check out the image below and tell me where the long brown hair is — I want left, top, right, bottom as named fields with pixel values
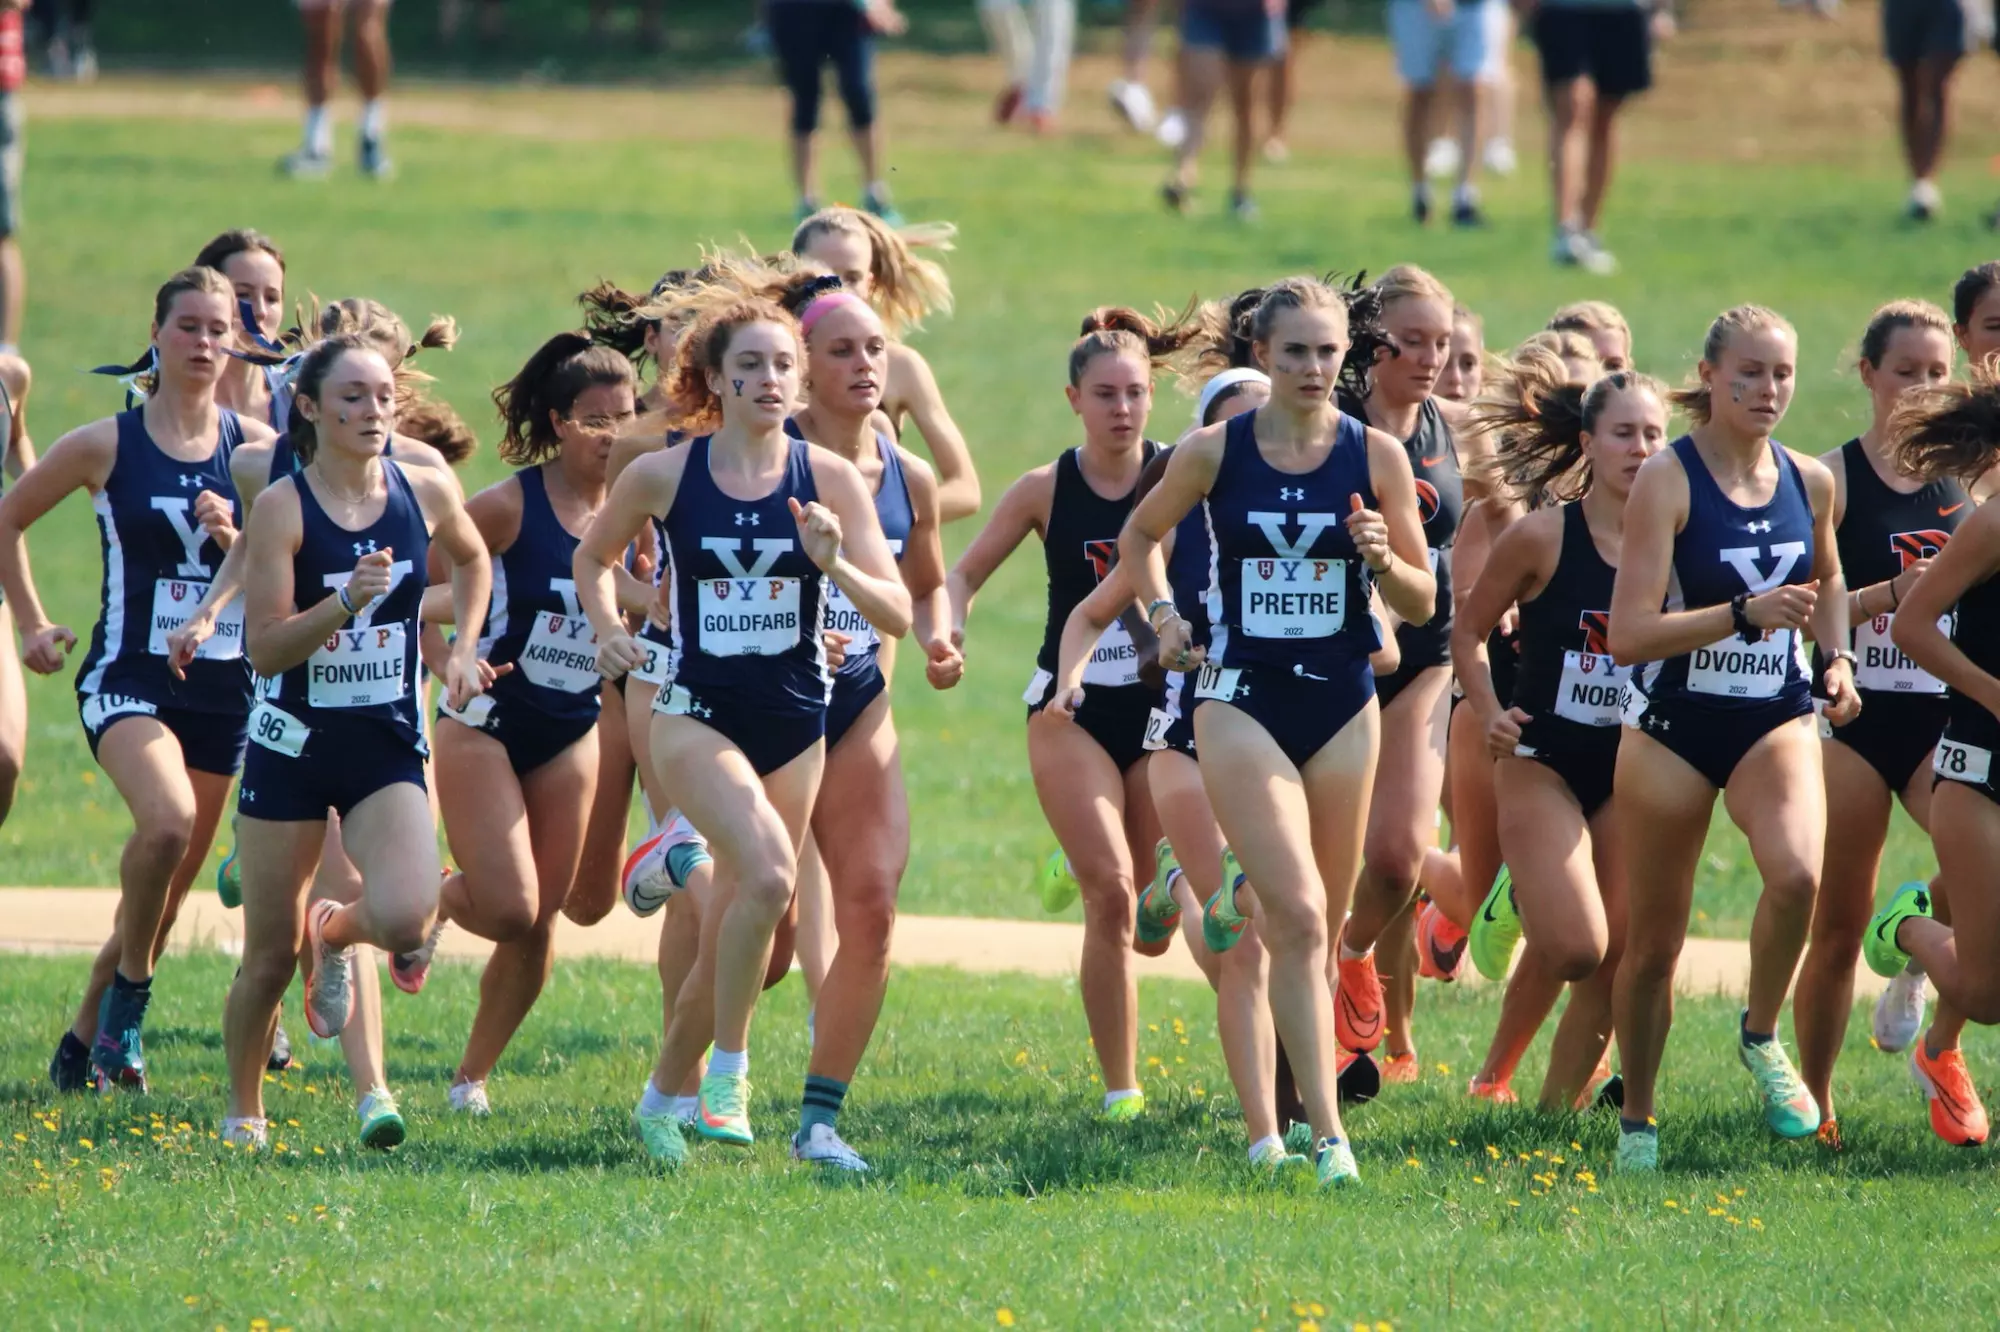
left=493, top=332, right=636, bottom=467
left=1890, top=365, right=2000, bottom=483
left=791, top=207, right=955, bottom=336
left=1668, top=305, right=1795, bottom=426
left=1473, top=344, right=1665, bottom=502
left=1068, top=302, right=1202, bottom=386
left=665, top=299, right=801, bottom=429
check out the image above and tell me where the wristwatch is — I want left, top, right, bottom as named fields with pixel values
left=1729, top=593, right=1757, bottom=643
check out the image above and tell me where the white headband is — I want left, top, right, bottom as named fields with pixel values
left=1196, top=368, right=1270, bottom=428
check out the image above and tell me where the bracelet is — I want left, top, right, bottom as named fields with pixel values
left=1146, top=599, right=1177, bottom=628
left=1889, top=577, right=1902, bottom=611
left=1830, top=647, right=1858, bottom=669
left=1730, top=592, right=1757, bottom=643
left=337, top=584, right=359, bottom=616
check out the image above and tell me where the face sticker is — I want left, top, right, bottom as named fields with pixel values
left=1729, top=379, right=1750, bottom=404
left=732, top=379, right=745, bottom=397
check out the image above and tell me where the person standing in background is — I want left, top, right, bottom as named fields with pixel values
left=979, top=0, right=1073, bottom=132
left=28, top=0, right=92, bottom=82
left=0, top=0, right=23, bottom=354
left=283, top=0, right=394, bottom=180
left=1107, top=0, right=1162, bottom=133
left=771, top=0, right=907, bottom=221
left=1391, top=0, right=1509, bottom=226
left=1882, top=0, right=1995, bottom=222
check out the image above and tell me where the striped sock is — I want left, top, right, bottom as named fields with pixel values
left=801, top=1074, right=848, bottom=1133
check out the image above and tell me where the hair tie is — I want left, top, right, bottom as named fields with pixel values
left=1196, top=368, right=1270, bottom=428
left=800, top=291, right=868, bottom=338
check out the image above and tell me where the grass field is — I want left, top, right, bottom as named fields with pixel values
left=6, top=952, right=2000, bottom=1327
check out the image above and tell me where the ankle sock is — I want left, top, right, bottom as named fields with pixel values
left=708, top=1046, right=748, bottom=1079
left=1619, top=1116, right=1657, bottom=1137
left=801, top=1074, right=848, bottom=1133
left=638, top=1080, right=677, bottom=1118
left=1740, top=1013, right=1774, bottom=1047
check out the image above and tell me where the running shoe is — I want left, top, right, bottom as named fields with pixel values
left=1261, top=136, right=1290, bottom=163
left=1482, top=136, right=1518, bottom=176
left=1451, top=199, right=1486, bottom=228
left=267, top=1019, right=293, bottom=1072
left=1315, top=1137, right=1360, bottom=1189
left=301, top=900, right=356, bottom=1040
left=1615, top=1125, right=1658, bottom=1172
left=1574, top=1054, right=1621, bottom=1112
left=1910, top=1043, right=1990, bottom=1146
left=1337, top=1049, right=1381, bottom=1105
left=1412, top=186, right=1432, bottom=226
left=1154, top=107, right=1188, bottom=150
left=1816, top=1119, right=1844, bottom=1152
left=792, top=1122, right=871, bottom=1172
left=1550, top=227, right=1615, bottom=276
left=1873, top=963, right=1929, bottom=1053
left=1863, top=883, right=1932, bottom=978
left=357, top=1087, right=407, bottom=1150
left=1334, top=949, right=1385, bottom=1053
left=1250, top=1138, right=1309, bottom=1172
left=862, top=188, right=905, bottom=228
left=216, top=845, right=242, bottom=909
left=358, top=133, right=394, bottom=180
left=1282, top=1121, right=1314, bottom=1155
left=634, top=1104, right=689, bottom=1169
left=48, top=1033, right=93, bottom=1093
left=89, top=980, right=151, bottom=1092
left=1467, top=1076, right=1519, bottom=1105
left=1382, top=1050, right=1419, bottom=1085
left=1415, top=899, right=1468, bottom=982
left=280, top=145, right=332, bottom=178
left=1036, top=848, right=1079, bottom=914
left=448, top=1079, right=492, bottom=1117
left=1202, top=847, right=1250, bottom=953
left=695, top=1072, right=755, bottom=1146
left=1737, top=1021, right=1820, bottom=1139
left=391, top=918, right=446, bottom=995
left=1106, top=78, right=1157, bottom=133
left=1468, top=866, right=1521, bottom=981
left=1160, top=181, right=1190, bottom=215
left=1100, top=1093, right=1147, bottom=1123
left=1229, top=190, right=1259, bottom=223
left=1578, top=232, right=1619, bottom=275
left=222, top=1117, right=269, bottom=1151
left=1135, top=839, right=1183, bottom=947
left=1423, top=136, right=1461, bottom=179
left=1907, top=180, right=1942, bottom=224
left=993, top=85, right=1024, bottom=125
left=622, top=814, right=709, bottom=918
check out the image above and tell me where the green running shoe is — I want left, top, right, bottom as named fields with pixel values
left=1468, top=866, right=1521, bottom=982
left=694, top=1072, right=754, bottom=1147
left=634, top=1104, right=690, bottom=1169
left=1136, top=839, right=1183, bottom=946
left=1250, top=1138, right=1309, bottom=1173
left=216, top=846, right=242, bottom=910
left=1863, top=882, right=1933, bottom=979
left=1616, top=1124, right=1659, bottom=1172
left=1282, top=1121, right=1313, bottom=1155
left=357, top=1087, right=406, bottom=1150
left=1203, top=847, right=1250, bottom=954
left=1737, top=1019, right=1820, bottom=1139
left=1037, top=849, right=1079, bottom=914
left=1100, top=1093, right=1147, bottom=1123
left=1315, top=1137, right=1360, bottom=1189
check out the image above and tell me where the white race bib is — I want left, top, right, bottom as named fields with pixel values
left=1854, top=613, right=1949, bottom=695
left=147, top=578, right=245, bottom=661
left=247, top=700, right=311, bottom=757
left=1081, top=618, right=1141, bottom=688
left=1935, top=737, right=1992, bottom=786
left=628, top=632, right=673, bottom=686
left=1240, top=557, right=1347, bottom=640
left=1142, top=707, right=1174, bottom=752
left=308, top=623, right=408, bottom=708
left=1552, top=650, right=1632, bottom=727
left=1685, top=629, right=1794, bottom=700
left=439, top=691, right=497, bottom=729
left=80, top=692, right=157, bottom=732
left=519, top=612, right=601, bottom=693
left=697, top=576, right=801, bottom=657
left=1194, top=662, right=1244, bottom=703
left=824, top=580, right=879, bottom=656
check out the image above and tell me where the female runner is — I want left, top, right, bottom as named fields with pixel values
left=943, top=306, right=1192, bottom=1119
left=1123, top=275, right=1435, bottom=1185
left=1792, top=300, right=1981, bottom=1147
left=221, top=333, right=493, bottom=1148
left=576, top=297, right=909, bottom=1167
left=1956, top=262, right=2000, bottom=369
left=792, top=207, right=981, bottom=520
left=0, top=268, right=270, bottom=1093
left=193, top=229, right=289, bottom=428
left=0, top=351, right=33, bottom=830
left=1609, top=305, right=1858, bottom=1171
left=1453, top=354, right=1667, bottom=1111
left=1547, top=299, right=1633, bottom=375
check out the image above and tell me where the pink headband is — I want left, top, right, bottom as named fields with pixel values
left=799, top=291, right=868, bottom=338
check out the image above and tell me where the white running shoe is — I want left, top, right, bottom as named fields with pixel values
left=1424, top=136, right=1462, bottom=179
left=1107, top=79, right=1158, bottom=134
left=301, top=900, right=356, bottom=1039
left=1873, top=967, right=1929, bottom=1053
left=1483, top=136, right=1518, bottom=176
left=449, top=1079, right=493, bottom=1117
left=1552, top=228, right=1617, bottom=276
left=791, top=1122, right=870, bottom=1172
left=1154, top=108, right=1188, bottom=150
left=222, top=1116, right=269, bottom=1151
left=621, top=812, right=708, bottom=917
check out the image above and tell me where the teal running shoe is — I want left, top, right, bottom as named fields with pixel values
left=1136, top=839, right=1183, bottom=946
left=1616, top=1124, right=1659, bottom=1172
left=695, top=1072, right=754, bottom=1147
left=1863, top=882, right=1933, bottom=979
left=1468, top=866, right=1521, bottom=981
left=216, top=846, right=242, bottom=910
left=1737, top=1019, right=1820, bottom=1139
left=357, top=1088, right=406, bottom=1150
left=1203, top=846, right=1250, bottom=954
left=1282, top=1121, right=1313, bottom=1155
left=1250, top=1138, right=1309, bottom=1173
left=1037, top=849, right=1079, bottom=914
left=1315, top=1137, right=1360, bottom=1189
left=634, top=1104, right=690, bottom=1169
left=1100, top=1093, right=1147, bottom=1123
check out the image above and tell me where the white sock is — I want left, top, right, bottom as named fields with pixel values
left=1338, top=941, right=1372, bottom=963
left=637, top=1079, right=677, bottom=1117
left=303, top=105, right=331, bottom=155
left=1248, top=1133, right=1284, bottom=1162
left=360, top=99, right=386, bottom=140
left=708, top=1046, right=748, bottom=1078
left=669, top=1094, right=700, bottom=1120
left=866, top=179, right=890, bottom=202
left=1103, top=1088, right=1142, bottom=1109
left=1454, top=182, right=1478, bottom=208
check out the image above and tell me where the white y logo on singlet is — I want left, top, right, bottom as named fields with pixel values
left=150, top=497, right=216, bottom=578
left=700, top=537, right=792, bottom=580
left=1718, top=542, right=1807, bottom=594
left=325, top=563, right=415, bottom=628
left=1247, top=512, right=1341, bottom=560
left=547, top=577, right=583, bottom=619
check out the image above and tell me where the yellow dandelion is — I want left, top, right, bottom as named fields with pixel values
left=177, top=1122, right=192, bottom=1132
left=1569, top=1207, right=1580, bottom=1216
left=1377, top=1322, right=1393, bottom=1332
left=1310, top=1305, right=1325, bottom=1317
left=1749, top=1218, right=1764, bottom=1230
left=312, top=1146, right=326, bottom=1156
left=1662, top=1200, right=1678, bottom=1209
left=286, top=1119, right=301, bottom=1128
left=1148, top=1024, right=1159, bottom=1034
left=1447, top=1139, right=1458, bottom=1147
left=1013, top=1050, right=1029, bottom=1066
left=183, top=1297, right=199, bottom=1307
left=77, top=1138, right=92, bottom=1149
left=1434, top=1063, right=1451, bottom=1076
left=1293, top=1304, right=1309, bottom=1317
left=1405, top=1157, right=1421, bottom=1168
left=1507, top=1200, right=1521, bottom=1209
left=1571, top=1140, right=1582, bottom=1151
left=1733, top=1188, right=1746, bottom=1197
left=1300, top=1321, right=1320, bottom=1332
left=251, top=1320, right=271, bottom=1331
left=12, top=1133, right=25, bottom=1143
left=996, top=1309, right=1015, bottom=1328
left=1472, top=1175, right=1486, bottom=1184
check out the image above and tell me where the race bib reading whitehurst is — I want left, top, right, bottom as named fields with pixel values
left=148, top=578, right=245, bottom=660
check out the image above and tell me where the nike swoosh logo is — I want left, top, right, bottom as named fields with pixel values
left=1941, top=503, right=1966, bottom=516
left=1418, top=454, right=1445, bottom=467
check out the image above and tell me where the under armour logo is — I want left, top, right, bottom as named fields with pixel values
left=177, top=474, right=203, bottom=490
left=353, top=539, right=379, bottom=556
left=688, top=699, right=713, bottom=718
left=1279, top=487, right=1305, bottom=502
left=734, top=512, right=760, bottom=527
left=1745, top=520, right=1773, bottom=534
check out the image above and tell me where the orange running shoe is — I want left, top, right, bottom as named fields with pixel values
left=1572, top=1053, right=1622, bottom=1112
left=1335, top=950, right=1385, bottom=1053
left=1815, top=1119, right=1844, bottom=1152
left=1415, top=900, right=1468, bottom=982
left=1467, top=1076, right=1519, bottom=1105
left=1911, top=1043, right=1990, bottom=1146
left=1382, top=1050, right=1419, bottom=1084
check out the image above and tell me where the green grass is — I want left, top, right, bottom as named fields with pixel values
left=4, top=952, right=2000, bottom=1326
left=4, top=72, right=1997, bottom=937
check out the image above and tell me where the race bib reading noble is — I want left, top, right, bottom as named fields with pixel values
left=1552, top=650, right=1631, bottom=727
left=1685, top=630, right=1794, bottom=700
left=1240, top=557, right=1346, bottom=640
left=148, top=578, right=245, bottom=660
left=519, top=612, right=600, bottom=693
left=1854, top=613, right=1948, bottom=695
left=308, top=623, right=408, bottom=708
left=698, top=577, right=801, bottom=657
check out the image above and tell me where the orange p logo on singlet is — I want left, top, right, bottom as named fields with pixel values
left=1578, top=609, right=1612, bottom=658
left=1891, top=530, right=1951, bottom=572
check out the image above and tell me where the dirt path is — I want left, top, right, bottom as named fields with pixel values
left=0, top=887, right=1875, bottom=999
